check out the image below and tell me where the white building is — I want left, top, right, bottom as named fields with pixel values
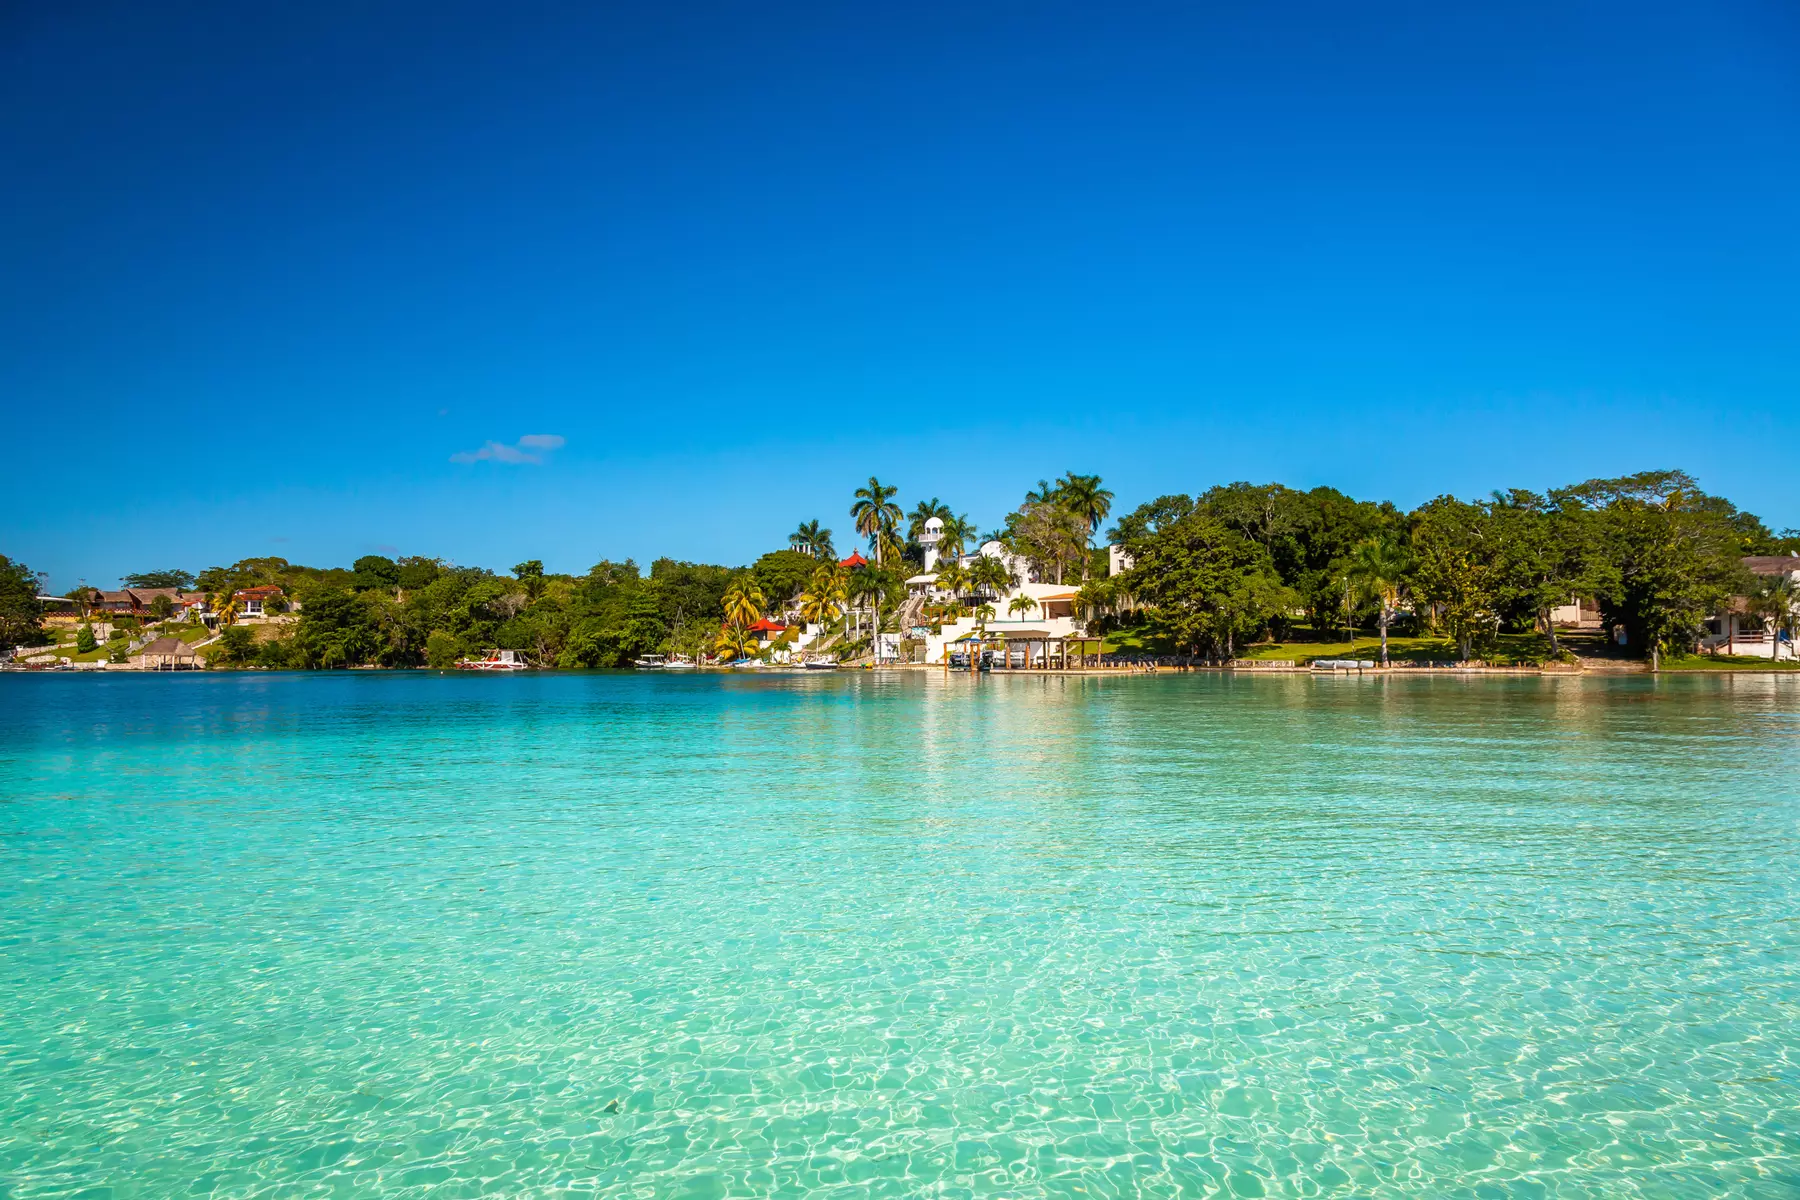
left=911, top=539, right=1089, bottom=663
left=1698, top=555, right=1800, bottom=660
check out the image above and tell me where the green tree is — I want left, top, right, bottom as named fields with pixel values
left=967, top=554, right=1015, bottom=601
left=1749, top=576, right=1799, bottom=660
left=215, top=625, right=257, bottom=667
left=1347, top=536, right=1409, bottom=665
left=426, top=629, right=461, bottom=668
left=293, top=586, right=379, bottom=668
left=513, top=560, right=546, bottom=601
left=147, top=593, right=175, bottom=628
left=751, top=550, right=817, bottom=612
left=1010, top=501, right=1086, bottom=584
left=351, top=555, right=401, bottom=592
left=850, top=477, right=902, bottom=567
left=123, top=569, right=196, bottom=590
left=907, top=498, right=953, bottom=541
left=396, top=557, right=442, bottom=591
left=1008, top=594, right=1038, bottom=620
left=790, top=519, right=835, bottom=559
left=76, top=623, right=98, bottom=654
left=0, top=555, right=45, bottom=650
left=1408, top=497, right=1498, bottom=663
left=1563, top=471, right=1744, bottom=668
left=1056, top=472, right=1115, bottom=556
left=1121, top=512, right=1293, bottom=658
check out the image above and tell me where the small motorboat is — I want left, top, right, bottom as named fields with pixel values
left=802, top=657, right=839, bottom=670
left=633, top=654, right=667, bottom=670
left=457, top=649, right=529, bottom=671
left=662, top=656, right=696, bottom=671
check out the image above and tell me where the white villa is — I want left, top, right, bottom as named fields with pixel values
left=1698, top=555, right=1800, bottom=660
left=906, top=517, right=1090, bottom=664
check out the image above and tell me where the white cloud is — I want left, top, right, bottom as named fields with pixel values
left=450, top=434, right=566, bottom=465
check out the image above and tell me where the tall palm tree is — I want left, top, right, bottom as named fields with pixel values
left=1024, top=479, right=1060, bottom=506
left=1348, top=537, right=1409, bottom=666
left=937, top=513, right=973, bottom=564
left=800, top=565, right=847, bottom=642
left=848, top=569, right=887, bottom=650
left=790, top=520, right=834, bottom=559
left=1750, top=576, right=1798, bottom=661
left=722, top=582, right=766, bottom=629
left=714, top=624, right=756, bottom=663
left=907, top=498, right=953, bottom=541
left=1008, top=595, right=1038, bottom=621
left=850, top=478, right=902, bottom=567
left=969, top=554, right=1016, bottom=602
left=935, top=561, right=970, bottom=602
left=1057, top=473, right=1115, bottom=549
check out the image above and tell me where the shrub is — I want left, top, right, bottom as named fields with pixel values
left=75, top=624, right=97, bottom=654
left=426, top=630, right=460, bottom=669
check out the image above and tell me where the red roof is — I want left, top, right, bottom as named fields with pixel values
left=839, top=551, right=868, bottom=568
left=746, top=617, right=787, bottom=633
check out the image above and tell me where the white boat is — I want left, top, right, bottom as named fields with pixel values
left=457, top=649, right=529, bottom=671
left=662, top=656, right=696, bottom=671
left=803, top=657, right=839, bottom=670
left=633, top=654, right=668, bottom=670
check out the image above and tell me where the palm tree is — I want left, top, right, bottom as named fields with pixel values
left=974, top=603, right=995, bottom=631
left=1348, top=537, right=1409, bottom=666
left=1024, top=479, right=1060, bottom=506
left=937, top=513, right=973, bottom=564
left=935, top=560, right=970, bottom=602
left=851, top=478, right=903, bottom=567
left=907, top=498, right=953, bottom=541
left=714, top=623, right=756, bottom=663
left=848, top=569, right=887, bottom=650
left=968, top=553, right=1016, bottom=601
left=1008, top=594, right=1038, bottom=621
left=1057, top=472, right=1115, bottom=551
left=790, top=520, right=834, bottom=559
left=800, top=565, right=846, bottom=644
left=1749, top=576, right=1798, bottom=661
left=722, top=582, right=765, bottom=629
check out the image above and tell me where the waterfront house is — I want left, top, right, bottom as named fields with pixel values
left=1699, top=555, right=1800, bottom=659
left=232, top=585, right=285, bottom=620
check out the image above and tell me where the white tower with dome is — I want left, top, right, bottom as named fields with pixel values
left=920, top=516, right=945, bottom=571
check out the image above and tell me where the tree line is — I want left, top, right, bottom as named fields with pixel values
left=3, top=468, right=1794, bottom=667
left=1086, top=470, right=1797, bottom=665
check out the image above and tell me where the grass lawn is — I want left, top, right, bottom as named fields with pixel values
left=1661, top=654, right=1800, bottom=671
left=1100, top=622, right=1561, bottom=666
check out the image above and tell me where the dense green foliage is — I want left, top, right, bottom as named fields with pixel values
left=122, top=569, right=196, bottom=590
left=13, top=466, right=1793, bottom=670
left=0, top=555, right=45, bottom=650
left=1102, top=469, right=1790, bottom=661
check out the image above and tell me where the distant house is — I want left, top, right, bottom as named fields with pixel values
left=82, top=588, right=209, bottom=620
left=232, top=585, right=285, bottom=620
left=1548, top=596, right=1604, bottom=628
left=1699, top=555, right=1800, bottom=659
left=838, top=551, right=869, bottom=569
left=746, top=617, right=787, bottom=644
left=87, top=589, right=138, bottom=616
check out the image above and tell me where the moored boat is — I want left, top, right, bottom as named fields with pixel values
left=456, top=649, right=529, bottom=671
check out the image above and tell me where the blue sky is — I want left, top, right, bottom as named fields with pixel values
left=4, top=1, right=1797, bottom=590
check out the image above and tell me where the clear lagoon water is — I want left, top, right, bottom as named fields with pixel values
left=2, top=670, right=1798, bottom=1199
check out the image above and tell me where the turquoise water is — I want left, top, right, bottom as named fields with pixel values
left=2, top=672, right=1798, bottom=1199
